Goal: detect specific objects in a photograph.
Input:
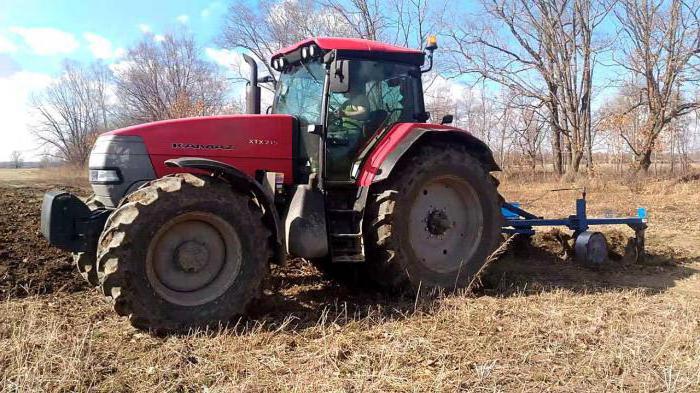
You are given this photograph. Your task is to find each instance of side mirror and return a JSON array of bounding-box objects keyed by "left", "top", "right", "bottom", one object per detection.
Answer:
[
  {"left": 440, "top": 114, "right": 454, "bottom": 125},
  {"left": 307, "top": 124, "right": 323, "bottom": 135},
  {"left": 329, "top": 59, "right": 350, "bottom": 93}
]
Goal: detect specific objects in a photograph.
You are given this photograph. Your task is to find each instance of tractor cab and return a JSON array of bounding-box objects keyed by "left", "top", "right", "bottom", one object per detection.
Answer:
[
  {"left": 239, "top": 38, "right": 438, "bottom": 263},
  {"left": 252, "top": 38, "right": 430, "bottom": 183}
]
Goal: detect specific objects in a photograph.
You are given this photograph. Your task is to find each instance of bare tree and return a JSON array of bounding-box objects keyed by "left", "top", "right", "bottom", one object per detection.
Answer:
[
  {"left": 32, "top": 61, "right": 111, "bottom": 166},
  {"left": 324, "top": 0, "right": 389, "bottom": 41},
  {"left": 9, "top": 151, "right": 23, "bottom": 168},
  {"left": 327, "top": 0, "right": 450, "bottom": 47},
  {"left": 389, "top": 0, "right": 449, "bottom": 49},
  {"left": 114, "top": 34, "right": 227, "bottom": 124},
  {"left": 613, "top": 0, "right": 700, "bottom": 172},
  {"left": 446, "top": 0, "right": 612, "bottom": 176},
  {"left": 219, "top": 0, "right": 356, "bottom": 81},
  {"left": 219, "top": 0, "right": 450, "bottom": 83},
  {"left": 511, "top": 100, "right": 548, "bottom": 171}
]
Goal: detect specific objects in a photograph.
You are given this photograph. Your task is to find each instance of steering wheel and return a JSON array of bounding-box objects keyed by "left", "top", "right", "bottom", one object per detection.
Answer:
[
  {"left": 331, "top": 118, "right": 363, "bottom": 134},
  {"left": 330, "top": 105, "right": 365, "bottom": 133}
]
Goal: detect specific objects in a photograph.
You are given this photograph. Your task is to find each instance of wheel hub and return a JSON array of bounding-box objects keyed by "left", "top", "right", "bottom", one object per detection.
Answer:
[
  {"left": 408, "top": 176, "right": 484, "bottom": 273},
  {"left": 146, "top": 212, "right": 243, "bottom": 307},
  {"left": 175, "top": 241, "right": 209, "bottom": 273},
  {"left": 426, "top": 209, "right": 452, "bottom": 236}
]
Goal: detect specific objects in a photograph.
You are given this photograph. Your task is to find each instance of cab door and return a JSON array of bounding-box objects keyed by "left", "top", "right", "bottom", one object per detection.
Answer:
[{"left": 325, "top": 60, "right": 422, "bottom": 181}]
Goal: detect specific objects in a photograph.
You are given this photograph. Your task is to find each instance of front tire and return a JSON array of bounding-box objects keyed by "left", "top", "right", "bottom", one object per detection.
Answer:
[
  {"left": 96, "top": 173, "right": 271, "bottom": 331},
  {"left": 364, "top": 143, "right": 503, "bottom": 291},
  {"left": 74, "top": 195, "right": 104, "bottom": 287}
]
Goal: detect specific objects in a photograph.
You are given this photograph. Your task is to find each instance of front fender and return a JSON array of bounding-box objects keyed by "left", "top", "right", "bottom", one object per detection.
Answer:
[
  {"left": 165, "top": 157, "right": 285, "bottom": 263},
  {"left": 357, "top": 123, "right": 499, "bottom": 186}
]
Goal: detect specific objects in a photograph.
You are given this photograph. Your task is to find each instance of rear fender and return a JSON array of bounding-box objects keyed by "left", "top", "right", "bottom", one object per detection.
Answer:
[
  {"left": 165, "top": 157, "right": 285, "bottom": 263},
  {"left": 357, "top": 124, "right": 499, "bottom": 186}
]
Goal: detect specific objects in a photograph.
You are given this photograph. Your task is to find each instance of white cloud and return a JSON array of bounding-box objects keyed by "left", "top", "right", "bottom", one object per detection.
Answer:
[
  {"left": 0, "top": 35, "right": 17, "bottom": 53},
  {"left": 108, "top": 60, "right": 135, "bottom": 76},
  {"left": 0, "top": 71, "right": 54, "bottom": 161},
  {"left": 205, "top": 47, "right": 245, "bottom": 70},
  {"left": 176, "top": 14, "right": 190, "bottom": 24},
  {"left": 114, "top": 47, "right": 127, "bottom": 58},
  {"left": 423, "top": 74, "right": 473, "bottom": 107},
  {"left": 83, "top": 32, "right": 124, "bottom": 59},
  {"left": 154, "top": 34, "right": 166, "bottom": 43},
  {"left": 201, "top": 2, "right": 224, "bottom": 18},
  {"left": 9, "top": 27, "right": 79, "bottom": 56},
  {"left": 138, "top": 24, "right": 152, "bottom": 33}
]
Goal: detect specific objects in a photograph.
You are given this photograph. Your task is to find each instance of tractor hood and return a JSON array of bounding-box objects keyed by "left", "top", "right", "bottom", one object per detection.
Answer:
[
  {"left": 90, "top": 114, "right": 296, "bottom": 207},
  {"left": 104, "top": 114, "right": 295, "bottom": 162},
  {"left": 102, "top": 114, "right": 296, "bottom": 178}
]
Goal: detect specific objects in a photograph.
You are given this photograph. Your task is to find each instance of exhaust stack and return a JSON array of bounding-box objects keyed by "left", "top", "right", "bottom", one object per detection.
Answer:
[{"left": 242, "top": 54, "right": 261, "bottom": 114}]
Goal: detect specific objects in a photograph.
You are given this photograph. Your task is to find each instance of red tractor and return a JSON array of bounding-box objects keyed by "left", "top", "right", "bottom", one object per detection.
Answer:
[{"left": 41, "top": 37, "right": 503, "bottom": 330}]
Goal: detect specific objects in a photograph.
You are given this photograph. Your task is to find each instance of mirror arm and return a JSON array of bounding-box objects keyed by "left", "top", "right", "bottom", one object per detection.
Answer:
[{"left": 421, "top": 51, "right": 434, "bottom": 73}]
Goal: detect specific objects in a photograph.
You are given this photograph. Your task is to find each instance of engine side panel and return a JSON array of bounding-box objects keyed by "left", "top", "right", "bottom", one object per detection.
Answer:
[
  {"left": 105, "top": 115, "right": 296, "bottom": 183},
  {"left": 89, "top": 135, "right": 156, "bottom": 207}
]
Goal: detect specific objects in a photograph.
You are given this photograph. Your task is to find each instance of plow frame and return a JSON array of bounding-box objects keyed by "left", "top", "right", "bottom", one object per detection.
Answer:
[{"left": 500, "top": 196, "right": 648, "bottom": 264}]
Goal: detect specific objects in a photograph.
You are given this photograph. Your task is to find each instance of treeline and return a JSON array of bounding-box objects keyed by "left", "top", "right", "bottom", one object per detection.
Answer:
[
  {"left": 33, "top": 0, "right": 699, "bottom": 176},
  {"left": 32, "top": 35, "right": 230, "bottom": 165}
]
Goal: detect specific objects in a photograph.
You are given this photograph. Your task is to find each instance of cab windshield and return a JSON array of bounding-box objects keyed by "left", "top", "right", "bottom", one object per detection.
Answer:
[{"left": 272, "top": 60, "right": 325, "bottom": 126}]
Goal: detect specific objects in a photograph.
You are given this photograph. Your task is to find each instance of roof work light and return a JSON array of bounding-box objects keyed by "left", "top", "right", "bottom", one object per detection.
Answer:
[{"left": 426, "top": 35, "right": 438, "bottom": 51}]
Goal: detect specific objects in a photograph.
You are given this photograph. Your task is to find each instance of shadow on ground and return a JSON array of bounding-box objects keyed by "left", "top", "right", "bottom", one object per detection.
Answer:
[{"left": 245, "top": 234, "right": 699, "bottom": 333}]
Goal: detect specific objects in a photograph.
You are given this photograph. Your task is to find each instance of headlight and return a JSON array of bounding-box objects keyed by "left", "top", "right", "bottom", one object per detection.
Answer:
[
  {"left": 309, "top": 44, "right": 317, "bottom": 57},
  {"left": 89, "top": 168, "right": 122, "bottom": 184},
  {"left": 301, "top": 47, "right": 309, "bottom": 59}
]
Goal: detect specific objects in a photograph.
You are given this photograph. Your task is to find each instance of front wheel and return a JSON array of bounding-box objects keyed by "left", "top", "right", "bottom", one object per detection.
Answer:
[
  {"left": 364, "top": 143, "right": 503, "bottom": 291},
  {"left": 96, "top": 173, "right": 271, "bottom": 331},
  {"left": 74, "top": 195, "right": 105, "bottom": 287}
]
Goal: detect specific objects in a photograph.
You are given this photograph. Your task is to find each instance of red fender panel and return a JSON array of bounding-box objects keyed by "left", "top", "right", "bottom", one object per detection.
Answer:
[{"left": 357, "top": 123, "right": 492, "bottom": 186}]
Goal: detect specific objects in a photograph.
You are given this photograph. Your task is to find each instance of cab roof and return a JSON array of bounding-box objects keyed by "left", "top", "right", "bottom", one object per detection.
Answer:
[
  {"left": 275, "top": 37, "right": 424, "bottom": 57},
  {"left": 272, "top": 37, "right": 425, "bottom": 66}
]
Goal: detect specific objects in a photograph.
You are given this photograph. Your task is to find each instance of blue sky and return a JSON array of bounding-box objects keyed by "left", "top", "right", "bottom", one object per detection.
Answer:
[
  {"left": 0, "top": 0, "right": 233, "bottom": 160},
  {"left": 0, "top": 0, "right": 228, "bottom": 75},
  {"left": 0, "top": 0, "right": 650, "bottom": 161}
]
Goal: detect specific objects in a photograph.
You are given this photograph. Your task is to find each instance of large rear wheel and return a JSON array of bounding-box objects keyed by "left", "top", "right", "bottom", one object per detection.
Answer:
[
  {"left": 96, "top": 173, "right": 271, "bottom": 331},
  {"left": 364, "top": 143, "right": 503, "bottom": 291}
]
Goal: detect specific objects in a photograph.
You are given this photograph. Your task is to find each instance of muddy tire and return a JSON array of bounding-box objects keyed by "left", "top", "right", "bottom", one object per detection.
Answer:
[
  {"left": 364, "top": 143, "right": 503, "bottom": 292},
  {"left": 96, "top": 173, "right": 271, "bottom": 331},
  {"left": 73, "top": 195, "right": 104, "bottom": 287},
  {"left": 74, "top": 252, "right": 100, "bottom": 286}
]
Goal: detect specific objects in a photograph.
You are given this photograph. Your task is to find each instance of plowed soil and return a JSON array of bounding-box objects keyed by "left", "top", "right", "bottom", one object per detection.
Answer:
[
  {"left": 0, "top": 186, "right": 89, "bottom": 300},
  {"left": 1, "top": 169, "right": 699, "bottom": 391}
]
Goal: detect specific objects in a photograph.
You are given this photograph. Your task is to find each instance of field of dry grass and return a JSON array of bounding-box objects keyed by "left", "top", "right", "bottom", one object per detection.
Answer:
[{"left": 0, "top": 168, "right": 698, "bottom": 391}]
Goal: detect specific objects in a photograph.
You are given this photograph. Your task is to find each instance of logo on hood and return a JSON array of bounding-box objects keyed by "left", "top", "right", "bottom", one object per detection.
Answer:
[{"left": 172, "top": 143, "right": 234, "bottom": 150}]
